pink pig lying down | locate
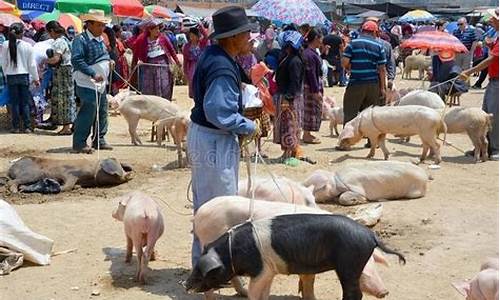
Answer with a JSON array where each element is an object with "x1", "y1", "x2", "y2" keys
[
  {"x1": 238, "y1": 176, "x2": 317, "y2": 208},
  {"x1": 112, "y1": 191, "x2": 165, "y2": 284},
  {"x1": 194, "y1": 196, "x2": 393, "y2": 299},
  {"x1": 338, "y1": 105, "x2": 447, "y2": 164},
  {"x1": 453, "y1": 258, "x2": 499, "y2": 300},
  {"x1": 303, "y1": 161, "x2": 429, "y2": 205}
]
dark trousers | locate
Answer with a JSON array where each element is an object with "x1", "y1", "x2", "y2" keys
[
  {"x1": 343, "y1": 82, "x2": 381, "y2": 125},
  {"x1": 7, "y1": 74, "x2": 31, "y2": 130},
  {"x1": 72, "y1": 86, "x2": 108, "y2": 149},
  {"x1": 473, "y1": 58, "x2": 488, "y2": 88}
]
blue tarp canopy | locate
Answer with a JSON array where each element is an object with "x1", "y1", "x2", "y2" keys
[{"x1": 16, "y1": 0, "x2": 55, "y2": 12}]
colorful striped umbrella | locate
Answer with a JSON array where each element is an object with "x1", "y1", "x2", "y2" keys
[
  {"x1": 0, "y1": 0, "x2": 20, "y2": 16},
  {"x1": 55, "y1": 0, "x2": 143, "y2": 17},
  {"x1": 399, "y1": 10, "x2": 436, "y2": 23},
  {"x1": 252, "y1": 0, "x2": 327, "y2": 26},
  {"x1": 144, "y1": 5, "x2": 175, "y2": 19},
  {"x1": 401, "y1": 30, "x2": 468, "y2": 53},
  {"x1": 0, "y1": 12, "x2": 22, "y2": 26},
  {"x1": 35, "y1": 9, "x2": 82, "y2": 32}
]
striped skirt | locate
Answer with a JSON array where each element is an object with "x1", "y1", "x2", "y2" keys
[
  {"x1": 273, "y1": 96, "x2": 299, "y2": 152},
  {"x1": 140, "y1": 55, "x2": 173, "y2": 100},
  {"x1": 51, "y1": 65, "x2": 76, "y2": 125},
  {"x1": 302, "y1": 85, "x2": 323, "y2": 132}
]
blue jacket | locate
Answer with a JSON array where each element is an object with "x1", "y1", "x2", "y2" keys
[
  {"x1": 71, "y1": 31, "x2": 110, "y2": 77},
  {"x1": 190, "y1": 45, "x2": 254, "y2": 135}
]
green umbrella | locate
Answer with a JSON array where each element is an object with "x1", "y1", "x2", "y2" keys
[{"x1": 56, "y1": 0, "x2": 111, "y2": 15}]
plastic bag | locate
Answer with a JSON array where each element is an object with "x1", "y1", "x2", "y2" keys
[{"x1": 242, "y1": 84, "x2": 263, "y2": 109}]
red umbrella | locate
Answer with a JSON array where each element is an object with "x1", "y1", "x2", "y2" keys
[
  {"x1": 401, "y1": 30, "x2": 468, "y2": 53},
  {"x1": 112, "y1": 0, "x2": 144, "y2": 18}
]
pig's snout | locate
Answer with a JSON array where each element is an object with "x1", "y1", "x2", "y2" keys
[{"x1": 375, "y1": 290, "x2": 389, "y2": 298}]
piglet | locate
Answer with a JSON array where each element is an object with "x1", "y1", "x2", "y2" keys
[
  {"x1": 326, "y1": 106, "x2": 344, "y2": 137},
  {"x1": 322, "y1": 95, "x2": 336, "y2": 120},
  {"x1": 112, "y1": 191, "x2": 164, "y2": 284},
  {"x1": 453, "y1": 258, "x2": 499, "y2": 300}
]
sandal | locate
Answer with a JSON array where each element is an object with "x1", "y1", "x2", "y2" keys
[
  {"x1": 303, "y1": 138, "x2": 321, "y2": 144},
  {"x1": 57, "y1": 130, "x2": 72, "y2": 136},
  {"x1": 71, "y1": 147, "x2": 94, "y2": 154}
]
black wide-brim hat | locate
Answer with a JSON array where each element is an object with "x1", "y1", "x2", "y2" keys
[{"x1": 209, "y1": 6, "x2": 255, "y2": 39}]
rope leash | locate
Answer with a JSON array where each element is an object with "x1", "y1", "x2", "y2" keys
[{"x1": 91, "y1": 80, "x2": 104, "y2": 160}]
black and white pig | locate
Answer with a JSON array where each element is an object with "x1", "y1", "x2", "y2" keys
[{"x1": 184, "y1": 214, "x2": 406, "y2": 300}]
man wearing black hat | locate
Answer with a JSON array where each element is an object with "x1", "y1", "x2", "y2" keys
[{"x1": 187, "y1": 6, "x2": 258, "y2": 269}]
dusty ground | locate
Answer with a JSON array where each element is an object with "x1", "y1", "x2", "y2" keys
[{"x1": 0, "y1": 76, "x2": 498, "y2": 300}]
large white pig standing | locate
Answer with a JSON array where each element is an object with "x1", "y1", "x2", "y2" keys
[
  {"x1": 395, "y1": 90, "x2": 445, "y2": 109},
  {"x1": 112, "y1": 191, "x2": 165, "y2": 284},
  {"x1": 194, "y1": 196, "x2": 394, "y2": 299},
  {"x1": 442, "y1": 107, "x2": 493, "y2": 163},
  {"x1": 303, "y1": 161, "x2": 429, "y2": 205},
  {"x1": 337, "y1": 105, "x2": 447, "y2": 164}
]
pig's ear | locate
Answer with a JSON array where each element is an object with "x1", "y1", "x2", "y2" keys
[
  {"x1": 199, "y1": 248, "x2": 223, "y2": 277},
  {"x1": 100, "y1": 159, "x2": 125, "y2": 177},
  {"x1": 451, "y1": 281, "x2": 470, "y2": 296}
]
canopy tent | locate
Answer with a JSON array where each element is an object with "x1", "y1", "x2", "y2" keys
[
  {"x1": 174, "y1": 5, "x2": 215, "y2": 18},
  {"x1": 356, "y1": 10, "x2": 387, "y2": 19},
  {"x1": 350, "y1": 2, "x2": 411, "y2": 18}
]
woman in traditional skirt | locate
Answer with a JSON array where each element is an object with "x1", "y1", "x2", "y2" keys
[
  {"x1": 111, "y1": 25, "x2": 130, "y2": 95},
  {"x1": 273, "y1": 30, "x2": 305, "y2": 160},
  {"x1": 46, "y1": 21, "x2": 75, "y2": 135},
  {"x1": 302, "y1": 28, "x2": 324, "y2": 144},
  {"x1": 132, "y1": 19, "x2": 181, "y2": 100},
  {"x1": 182, "y1": 25, "x2": 209, "y2": 99}
]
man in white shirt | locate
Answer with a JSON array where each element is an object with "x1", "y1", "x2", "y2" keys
[{"x1": 71, "y1": 10, "x2": 113, "y2": 153}]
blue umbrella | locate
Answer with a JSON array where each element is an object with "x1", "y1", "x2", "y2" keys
[
  {"x1": 445, "y1": 21, "x2": 458, "y2": 33},
  {"x1": 16, "y1": 0, "x2": 56, "y2": 12},
  {"x1": 20, "y1": 10, "x2": 44, "y2": 22}
]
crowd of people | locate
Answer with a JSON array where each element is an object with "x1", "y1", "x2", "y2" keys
[
  {"x1": 0, "y1": 4, "x2": 498, "y2": 286},
  {"x1": 0, "y1": 7, "x2": 498, "y2": 158}
]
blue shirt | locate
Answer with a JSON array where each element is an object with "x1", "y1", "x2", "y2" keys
[
  {"x1": 343, "y1": 34, "x2": 386, "y2": 85},
  {"x1": 191, "y1": 45, "x2": 255, "y2": 135},
  {"x1": 453, "y1": 26, "x2": 478, "y2": 50},
  {"x1": 71, "y1": 31, "x2": 110, "y2": 77}
]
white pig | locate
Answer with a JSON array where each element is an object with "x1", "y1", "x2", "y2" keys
[
  {"x1": 118, "y1": 94, "x2": 180, "y2": 146},
  {"x1": 194, "y1": 196, "x2": 392, "y2": 299},
  {"x1": 402, "y1": 53, "x2": 431, "y2": 80},
  {"x1": 441, "y1": 107, "x2": 493, "y2": 163},
  {"x1": 238, "y1": 176, "x2": 316, "y2": 207},
  {"x1": 322, "y1": 95, "x2": 337, "y2": 120},
  {"x1": 396, "y1": 90, "x2": 445, "y2": 109},
  {"x1": 303, "y1": 161, "x2": 429, "y2": 205},
  {"x1": 157, "y1": 112, "x2": 191, "y2": 168},
  {"x1": 338, "y1": 105, "x2": 447, "y2": 164},
  {"x1": 112, "y1": 191, "x2": 164, "y2": 284},
  {"x1": 326, "y1": 106, "x2": 344, "y2": 137},
  {"x1": 453, "y1": 258, "x2": 499, "y2": 300}
]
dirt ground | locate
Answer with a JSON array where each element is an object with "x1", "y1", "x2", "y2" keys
[{"x1": 0, "y1": 76, "x2": 498, "y2": 300}]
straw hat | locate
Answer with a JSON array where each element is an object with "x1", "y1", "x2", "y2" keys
[
  {"x1": 487, "y1": 8, "x2": 499, "y2": 21},
  {"x1": 80, "y1": 9, "x2": 111, "y2": 24}
]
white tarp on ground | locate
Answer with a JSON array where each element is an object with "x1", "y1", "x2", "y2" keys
[{"x1": 0, "y1": 199, "x2": 53, "y2": 273}]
